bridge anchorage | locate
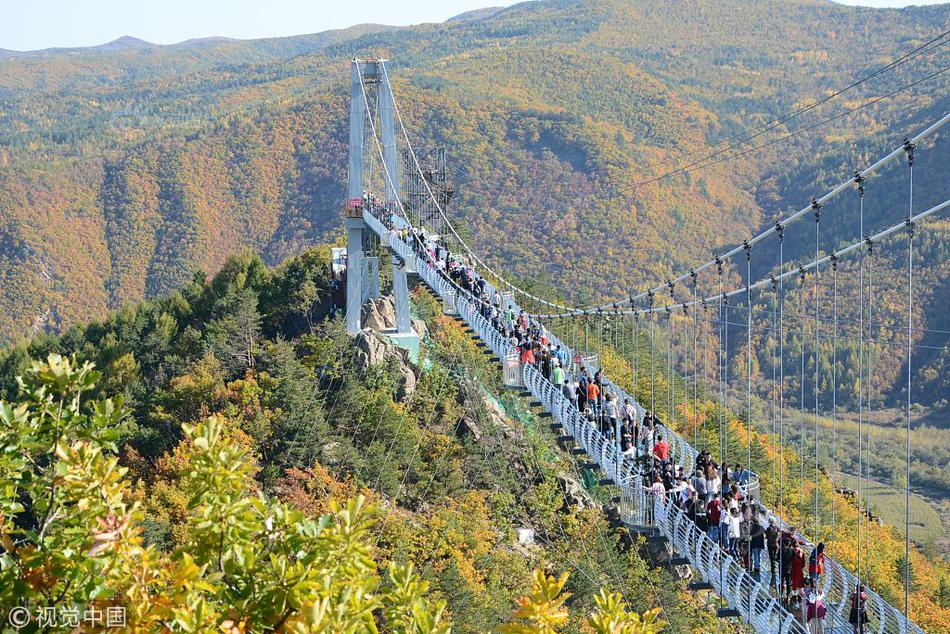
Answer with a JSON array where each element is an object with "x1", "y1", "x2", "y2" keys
[{"x1": 346, "y1": 56, "x2": 946, "y2": 634}]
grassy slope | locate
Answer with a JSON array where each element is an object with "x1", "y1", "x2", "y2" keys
[{"x1": 838, "y1": 473, "x2": 946, "y2": 558}]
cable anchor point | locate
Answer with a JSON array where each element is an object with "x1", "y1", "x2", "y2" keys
[
  {"x1": 903, "y1": 138, "x2": 917, "y2": 167},
  {"x1": 715, "y1": 255, "x2": 724, "y2": 276},
  {"x1": 854, "y1": 171, "x2": 866, "y2": 198},
  {"x1": 830, "y1": 251, "x2": 839, "y2": 271},
  {"x1": 775, "y1": 222, "x2": 785, "y2": 243},
  {"x1": 811, "y1": 197, "x2": 822, "y2": 222},
  {"x1": 743, "y1": 240, "x2": 752, "y2": 260}
]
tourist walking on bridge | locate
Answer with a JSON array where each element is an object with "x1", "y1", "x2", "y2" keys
[
  {"x1": 766, "y1": 521, "x2": 780, "y2": 589},
  {"x1": 552, "y1": 360, "x2": 565, "y2": 388},
  {"x1": 749, "y1": 508, "x2": 766, "y2": 577},
  {"x1": 849, "y1": 584, "x2": 869, "y2": 634},
  {"x1": 809, "y1": 542, "x2": 825, "y2": 585},
  {"x1": 653, "y1": 434, "x2": 670, "y2": 469},
  {"x1": 706, "y1": 492, "x2": 722, "y2": 544}
]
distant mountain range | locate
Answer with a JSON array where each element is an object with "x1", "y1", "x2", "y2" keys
[{"x1": 0, "y1": 0, "x2": 947, "y2": 405}]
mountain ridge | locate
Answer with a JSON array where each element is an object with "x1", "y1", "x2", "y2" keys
[{"x1": 0, "y1": 0, "x2": 947, "y2": 406}]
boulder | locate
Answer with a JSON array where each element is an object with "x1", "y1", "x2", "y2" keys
[
  {"x1": 480, "y1": 392, "x2": 519, "y2": 442},
  {"x1": 457, "y1": 416, "x2": 482, "y2": 441},
  {"x1": 362, "y1": 296, "x2": 397, "y2": 331},
  {"x1": 362, "y1": 302, "x2": 388, "y2": 331},
  {"x1": 557, "y1": 472, "x2": 596, "y2": 510},
  {"x1": 396, "y1": 364, "x2": 416, "y2": 403},
  {"x1": 354, "y1": 329, "x2": 409, "y2": 372},
  {"x1": 411, "y1": 317, "x2": 429, "y2": 340}
]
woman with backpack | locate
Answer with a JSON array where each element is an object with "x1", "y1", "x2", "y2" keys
[
  {"x1": 849, "y1": 584, "x2": 869, "y2": 633},
  {"x1": 803, "y1": 578, "x2": 827, "y2": 633},
  {"x1": 809, "y1": 542, "x2": 826, "y2": 585}
]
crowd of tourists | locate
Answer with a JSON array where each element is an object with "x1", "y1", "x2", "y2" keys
[{"x1": 380, "y1": 208, "x2": 870, "y2": 634}]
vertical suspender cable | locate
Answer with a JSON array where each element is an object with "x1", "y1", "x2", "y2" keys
[
  {"x1": 717, "y1": 261, "x2": 725, "y2": 469},
  {"x1": 865, "y1": 240, "x2": 875, "y2": 585},
  {"x1": 618, "y1": 308, "x2": 625, "y2": 374},
  {"x1": 778, "y1": 226, "x2": 785, "y2": 517},
  {"x1": 702, "y1": 300, "x2": 709, "y2": 447},
  {"x1": 813, "y1": 198, "x2": 822, "y2": 540},
  {"x1": 724, "y1": 295, "x2": 730, "y2": 466},
  {"x1": 585, "y1": 314, "x2": 590, "y2": 357},
  {"x1": 745, "y1": 243, "x2": 753, "y2": 482},
  {"x1": 831, "y1": 253, "x2": 839, "y2": 532},
  {"x1": 903, "y1": 138, "x2": 916, "y2": 621},
  {"x1": 744, "y1": 261, "x2": 753, "y2": 573},
  {"x1": 692, "y1": 272, "x2": 700, "y2": 450},
  {"x1": 857, "y1": 178, "x2": 865, "y2": 581},
  {"x1": 668, "y1": 306, "x2": 675, "y2": 429},
  {"x1": 633, "y1": 308, "x2": 639, "y2": 403},
  {"x1": 668, "y1": 281, "x2": 676, "y2": 431},
  {"x1": 602, "y1": 310, "x2": 608, "y2": 367},
  {"x1": 799, "y1": 268, "x2": 806, "y2": 491},
  {"x1": 772, "y1": 275, "x2": 779, "y2": 509},
  {"x1": 650, "y1": 292, "x2": 657, "y2": 418}
]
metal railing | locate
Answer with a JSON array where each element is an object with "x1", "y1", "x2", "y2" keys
[{"x1": 363, "y1": 208, "x2": 921, "y2": 634}]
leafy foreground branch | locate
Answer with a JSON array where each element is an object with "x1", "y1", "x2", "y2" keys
[{"x1": 0, "y1": 354, "x2": 663, "y2": 633}]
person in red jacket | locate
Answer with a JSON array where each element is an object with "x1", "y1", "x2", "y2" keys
[
  {"x1": 706, "y1": 493, "x2": 723, "y2": 544},
  {"x1": 791, "y1": 542, "x2": 807, "y2": 594},
  {"x1": 809, "y1": 542, "x2": 825, "y2": 585},
  {"x1": 653, "y1": 434, "x2": 670, "y2": 468}
]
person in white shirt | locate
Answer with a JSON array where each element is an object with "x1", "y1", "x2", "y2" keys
[{"x1": 726, "y1": 507, "x2": 742, "y2": 557}]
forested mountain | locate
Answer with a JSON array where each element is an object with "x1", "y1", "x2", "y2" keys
[
  {"x1": 2, "y1": 246, "x2": 948, "y2": 630},
  {"x1": 0, "y1": 0, "x2": 948, "y2": 408},
  {"x1": 0, "y1": 247, "x2": 696, "y2": 631}
]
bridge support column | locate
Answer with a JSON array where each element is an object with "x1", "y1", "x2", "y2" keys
[
  {"x1": 345, "y1": 217, "x2": 365, "y2": 335},
  {"x1": 364, "y1": 256, "x2": 380, "y2": 300},
  {"x1": 393, "y1": 263, "x2": 412, "y2": 334}
]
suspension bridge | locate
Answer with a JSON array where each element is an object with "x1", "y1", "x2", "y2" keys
[{"x1": 341, "y1": 58, "x2": 947, "y2": 633}]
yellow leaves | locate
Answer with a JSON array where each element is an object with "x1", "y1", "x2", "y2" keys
[
  {"x1": 500, "y1": 571, "x2": 570, "y2": 634},
  {"x1": 588, "y1": 591, "x2": 666, "y2": 634},
  {"x1": 87, "y1": 512, "x2": 131, "y2": 557},
  {"x1": 220, "y1": 618, "x2": 248, "y2": 633},
  {"x1": 502, "y1": 572, "x2": 668, "y2": 634}
]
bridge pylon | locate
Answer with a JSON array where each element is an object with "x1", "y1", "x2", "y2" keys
[{"x1": 344, "y1": 58, "x2": 419, "y2": 359}]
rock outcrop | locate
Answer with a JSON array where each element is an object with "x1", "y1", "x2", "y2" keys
[
  {"x1": 557, "y1": 472, "x2": 596, "y2": 510},
  {"x1": 353, "y1": 329, "x2": 417, "y2": 403},
  {"x1": 362, "y1": 296, "x2": 397, "y2": 331}
]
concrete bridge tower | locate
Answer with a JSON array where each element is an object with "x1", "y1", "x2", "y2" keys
[{"x1": 344, "y1": 58, "x2": 419, "y2": 358}]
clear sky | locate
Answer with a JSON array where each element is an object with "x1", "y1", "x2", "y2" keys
[{"x1": 0, "y1": 0, "x2": 946, "y2": 52}]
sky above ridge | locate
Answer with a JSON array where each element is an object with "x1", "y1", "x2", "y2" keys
[{"x1": 1, "y1": 0, "x2": 946, "y2": 51}]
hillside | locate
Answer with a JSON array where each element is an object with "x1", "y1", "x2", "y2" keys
[
  {"x1": 0, "y1": 0, "x2": 948, "y2": 411},
  {"x1": 0, "y1": 246, "x2": 711, "y2": 631},
  {"x1": 1, "y1": 246, "x2": 948, "y2": 630}
]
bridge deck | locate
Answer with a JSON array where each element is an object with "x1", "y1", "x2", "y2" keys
[{"x1": 363, "y1": 208, "x2": 919, "y2": 634}]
